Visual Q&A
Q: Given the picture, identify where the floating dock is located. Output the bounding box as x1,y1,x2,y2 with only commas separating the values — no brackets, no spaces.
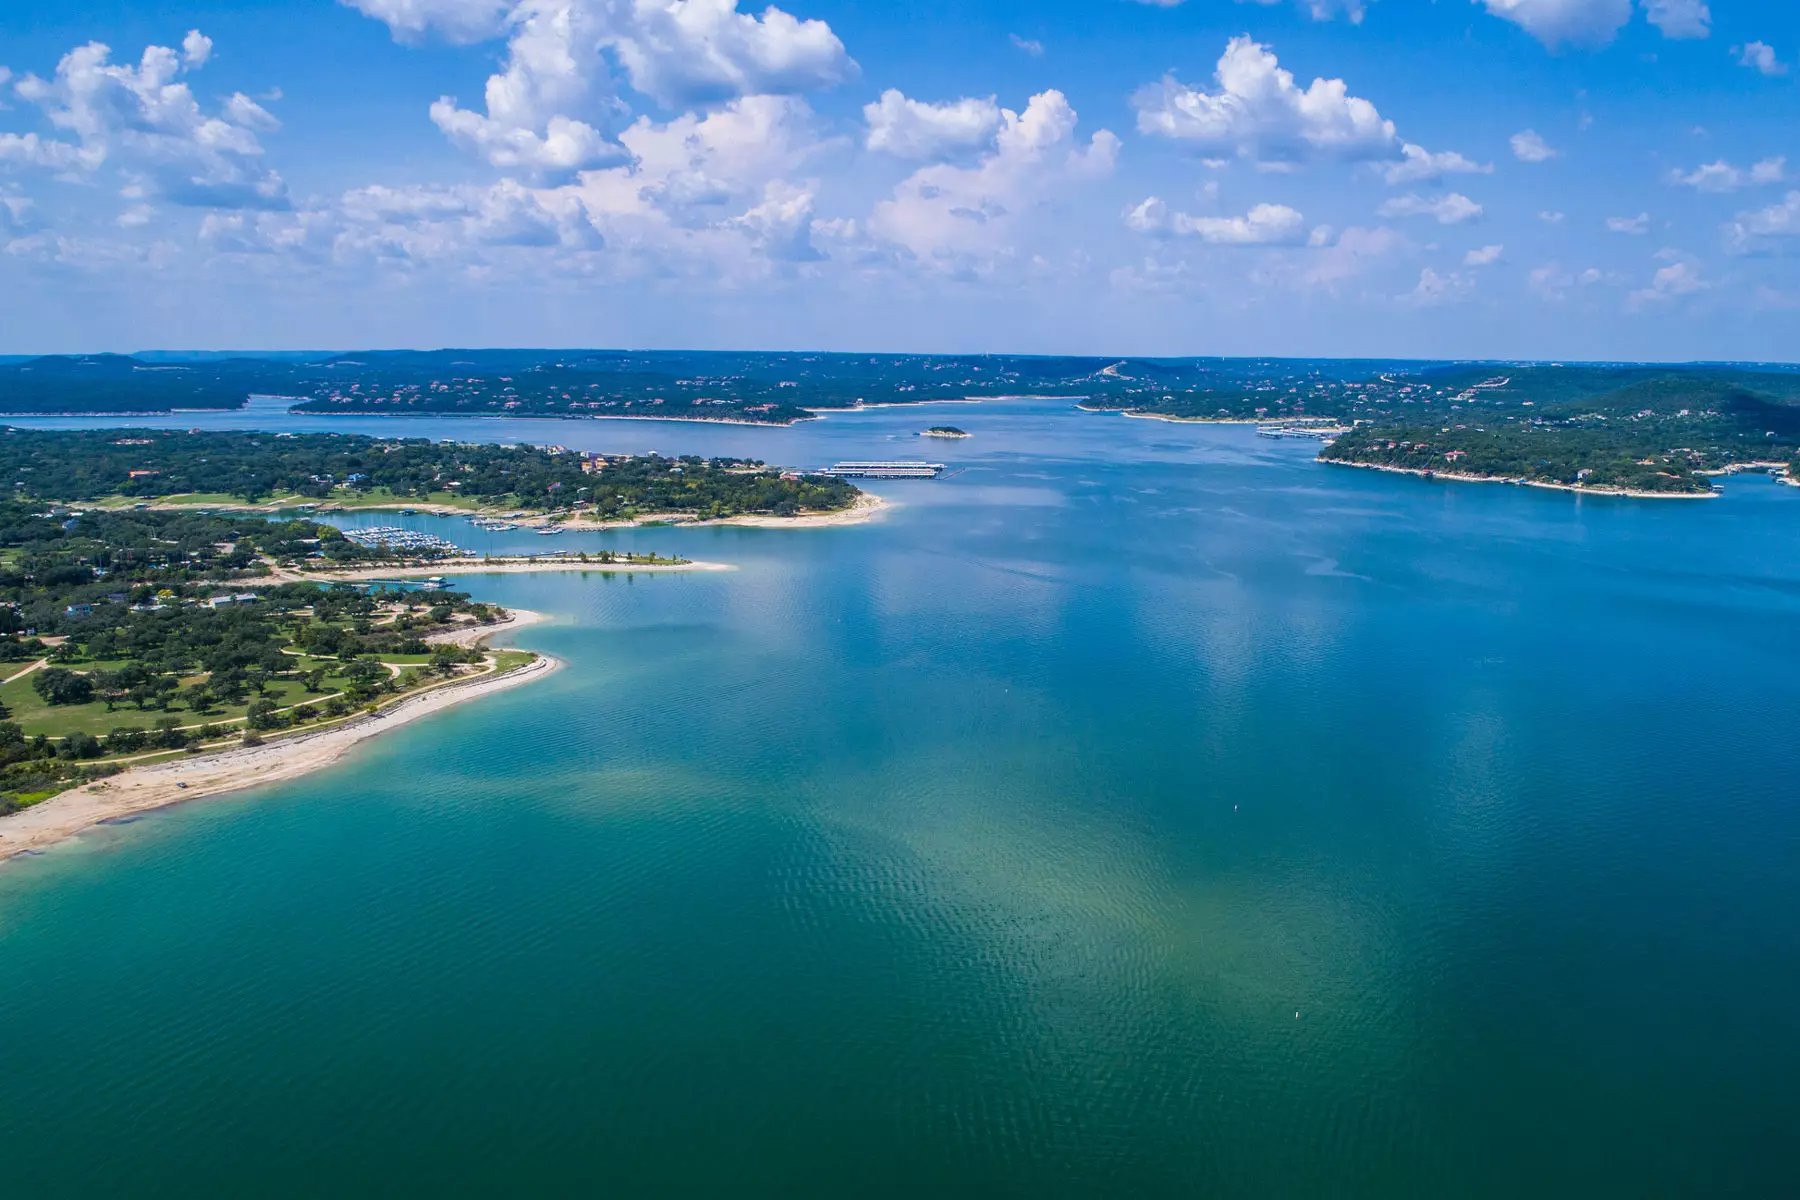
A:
818,461,946,478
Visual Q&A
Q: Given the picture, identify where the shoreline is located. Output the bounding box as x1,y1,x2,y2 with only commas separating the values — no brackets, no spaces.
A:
550,490,889,530
286,557,736,582
1082,407,1262,425
1320,457,1718,499
134,492,887,528
292,410,808,427
0,612,558,864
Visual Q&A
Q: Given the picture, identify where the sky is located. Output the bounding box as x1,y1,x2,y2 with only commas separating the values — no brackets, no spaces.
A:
1,0,1797,360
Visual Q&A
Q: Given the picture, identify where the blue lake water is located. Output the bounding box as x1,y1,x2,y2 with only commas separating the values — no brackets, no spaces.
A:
2,401,1798,1195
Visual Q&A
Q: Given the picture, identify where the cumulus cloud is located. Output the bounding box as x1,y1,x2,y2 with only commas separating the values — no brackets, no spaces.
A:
1133,37,1401,168
4,34,289,209
1641,0,1709,40
1670,157,1785,193
1382,143,1492,185
342,0,516,43
864,91,1003,161
1628,259,1709,307
1378,192,1483,224
1009,34,1044,57
1511,130,1558,163
1724,191,1800,255
354,0,855,176
1476,0,1633,47
1606,212,1651,234
1126,197,1309,244
1539,209,1566,223
608,0,855,108
1464,243,1504,265
203,177,602,265
426,4,630,178
868,90,1117,271
1735,42,1789,76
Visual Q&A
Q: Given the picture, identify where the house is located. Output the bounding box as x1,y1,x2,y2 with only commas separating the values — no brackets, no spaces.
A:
64,603,93,618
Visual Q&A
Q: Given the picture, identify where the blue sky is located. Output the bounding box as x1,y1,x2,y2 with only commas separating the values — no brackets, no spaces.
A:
2,0,1797,359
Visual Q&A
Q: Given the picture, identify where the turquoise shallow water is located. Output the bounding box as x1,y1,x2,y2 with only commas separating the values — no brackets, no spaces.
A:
3,402,1800,1196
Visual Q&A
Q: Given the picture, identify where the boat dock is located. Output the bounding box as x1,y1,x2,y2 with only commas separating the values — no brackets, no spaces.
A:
818,461,946,478
342,526,463,554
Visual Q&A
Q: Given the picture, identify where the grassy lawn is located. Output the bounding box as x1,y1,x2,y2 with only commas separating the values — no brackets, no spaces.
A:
1,672,343,737
313,488,485,511
492,650,535,673
153,492,289,507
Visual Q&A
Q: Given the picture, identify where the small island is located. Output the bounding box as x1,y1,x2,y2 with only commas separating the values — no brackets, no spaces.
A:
919,426,970,439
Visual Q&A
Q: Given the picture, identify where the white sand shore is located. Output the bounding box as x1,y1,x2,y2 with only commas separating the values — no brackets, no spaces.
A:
0,613,557,864
1095,408,1260,425
554,490,889,530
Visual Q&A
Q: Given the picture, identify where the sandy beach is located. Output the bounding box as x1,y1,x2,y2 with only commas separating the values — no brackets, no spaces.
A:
553,490,890,530
0,612,557,864
1090,408,1260,425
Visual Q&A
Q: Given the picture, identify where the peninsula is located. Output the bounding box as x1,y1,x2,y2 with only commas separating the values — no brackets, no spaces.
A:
0,428,863,521
0,500,558,838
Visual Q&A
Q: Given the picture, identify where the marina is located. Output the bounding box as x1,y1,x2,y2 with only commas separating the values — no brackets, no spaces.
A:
818,461,947,479
340,526,463,554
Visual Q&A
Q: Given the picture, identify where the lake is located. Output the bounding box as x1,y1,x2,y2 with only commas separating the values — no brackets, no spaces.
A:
2,400,1797,1196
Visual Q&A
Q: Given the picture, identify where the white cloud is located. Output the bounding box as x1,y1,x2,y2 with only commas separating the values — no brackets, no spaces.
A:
0,185,34,232
1628,259,1709,307
5,36,289,209
868,90,1117,271
1735,42,1789,76
608,0,855,109
1530,261,1573,300
1010,34,1044,57
1128,197,1309,244
864,91,1003,161
1300,225,1404,290
1724,191,1800,255
1606,212,1651,234
342,0,515,43
1404,266,1474,307
1641,0,1709,40
1133,37,1401,168
180,31,213,67
1539,209,1566,223
1230,0,1370,19
1669,157,1785,193
426,3,628,179
352,0,854,114
1378,192,1483,224
223,93,282,132
1464,243,1504,265
1382,143,1492,185
1511,129,1558,163
1477,0,1632,46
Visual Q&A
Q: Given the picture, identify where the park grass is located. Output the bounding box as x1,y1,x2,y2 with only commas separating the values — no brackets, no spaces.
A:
1,672,342,738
